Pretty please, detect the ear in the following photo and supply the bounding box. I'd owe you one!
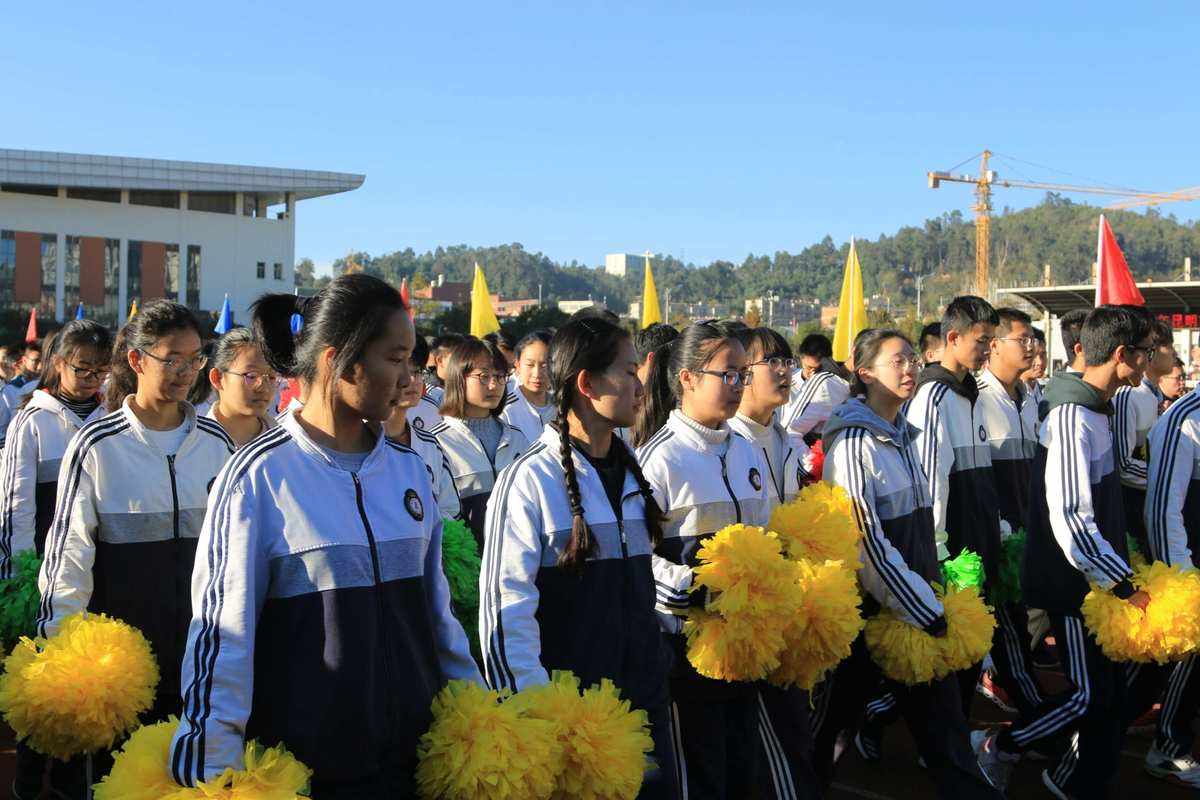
[678,367,696,394]
[944,328,960,348]
[319,345,345,383]
[127,348,144,375]
[208,366,223,392]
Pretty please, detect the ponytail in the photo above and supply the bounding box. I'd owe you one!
[630,339,675,447]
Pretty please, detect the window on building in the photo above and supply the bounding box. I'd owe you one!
[164,245,180,301]
[129,190,180,209]
[128,241,143,303]
[187,192,236,214]
[0,184,57,197]
[273,262,282,280]
[66,187,121,203]
[187,246,201,309]
[256,261,265,279]
[64,236,121,327]
[0,232,14,311]
[128,240,172,302]
[39,235,56,319]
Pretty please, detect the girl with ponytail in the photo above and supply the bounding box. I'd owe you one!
[480,316,679,799]
[170,274,479,797]
[636,321,772,799]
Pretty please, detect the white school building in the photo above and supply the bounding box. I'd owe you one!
[0,148,363,328]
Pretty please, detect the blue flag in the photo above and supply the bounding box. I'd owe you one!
[215,294,233,334]
[74,303,85,320]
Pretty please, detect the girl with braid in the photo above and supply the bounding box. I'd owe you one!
[480,316,680,800]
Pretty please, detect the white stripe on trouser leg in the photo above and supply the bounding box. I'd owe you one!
[670,702,689,800]
[1051,621,1088,786]
[997,605,1042,707]
[1012,617,1090,747]
[757,693,797,800]
[1158,653,1197,758]
[1125,662,1143,689]
[1052,731,1081,787]
[865,692,896,718]
[810,677,833,737]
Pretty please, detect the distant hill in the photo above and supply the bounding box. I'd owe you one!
[313,194,1200,315]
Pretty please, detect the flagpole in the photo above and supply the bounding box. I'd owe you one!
[1095,215,1104,306]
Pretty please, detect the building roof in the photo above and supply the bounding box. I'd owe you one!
[997,281,1200,315]
[0,148,364,201]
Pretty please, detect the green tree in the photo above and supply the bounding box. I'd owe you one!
[294,257,316,289]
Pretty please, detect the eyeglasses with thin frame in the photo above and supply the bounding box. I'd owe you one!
[223,370,280,390]
[1126,344,1156,359]
[998,336,1036,349]
[139,349,208,375]
[67,363,110,381]
[873,355,923,372]
[467,371,505,386]
[747,357,798,373]
[695,368,754,387]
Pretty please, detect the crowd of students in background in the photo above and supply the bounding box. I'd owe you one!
[0,278,1197,799]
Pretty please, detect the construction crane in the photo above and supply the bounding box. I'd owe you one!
[927,150,1186,296]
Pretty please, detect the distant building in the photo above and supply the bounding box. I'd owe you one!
[413,274,472,305]
[0,147,363,327]
[743,296,819,327]
[604,253,648,278]
[495,298,538,318]
[558,299,605,315]
[820,305,839,328]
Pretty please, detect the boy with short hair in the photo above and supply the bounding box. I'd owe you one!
[784,333,850,445]
[1059,308,1089,375]
[974,304,1152,797]
[919,322,944,367]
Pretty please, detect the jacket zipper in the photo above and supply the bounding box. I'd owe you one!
[166,455,180,538]
[719,454,743,523]
[350,474,396,710]
[615,490,631,558]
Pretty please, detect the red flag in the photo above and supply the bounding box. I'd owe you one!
[399,277,413,320]
[1095,215,1144,306]
[24,308,38,343]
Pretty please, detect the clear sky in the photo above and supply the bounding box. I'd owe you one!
[5,2,1199,273]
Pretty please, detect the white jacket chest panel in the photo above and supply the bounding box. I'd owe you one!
[1039,406,1115,483]
[432,419,528,500]
[976,380,1039,461]
[912,383,992,472]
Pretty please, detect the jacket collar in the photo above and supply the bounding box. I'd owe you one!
[978,367,1026,405]
[535,425,642,502]
[118,396,200,454]
[279,409,390,473]
[1043,371,1113,416]
[667,409,730,455]
[823,397,918,448]
[916,363,979,403]
[439,414,521,449]
[27,388,104,427]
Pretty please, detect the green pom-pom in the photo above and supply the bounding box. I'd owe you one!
[941,549,984,592]
[991,530,1026,606]
[441,518,483,663]
[0,551,42,650]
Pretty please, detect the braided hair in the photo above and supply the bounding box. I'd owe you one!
[551,317,665,569]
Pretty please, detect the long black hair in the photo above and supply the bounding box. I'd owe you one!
[849,328,912,397]
[550,317,664,569]
[105,300,201,410]
[251,274,407,401]
[631,321,735,447]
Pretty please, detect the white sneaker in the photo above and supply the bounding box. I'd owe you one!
[1145,743,1200,788]
[971,729,1018,792]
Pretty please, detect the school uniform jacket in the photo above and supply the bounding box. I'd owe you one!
[0,390,105,577]
[169,411,479,787]
[905,365,1002,580]
[430,416,529,543]
[638,410,771,637]
[824,399,945,631]
[1144,389,1200,568]
[37,399,235,716]
[203,405,278,447]
[0,376,40,449]
[1023,373,1136,615]
[727,412,813,508]
[480,427,668,712]
[409,424,461,520]
[976,368,1039,532]
[1112,379,1162,490]
[407,392,443,433]
[499,386,551,445]
[782,368,851,443]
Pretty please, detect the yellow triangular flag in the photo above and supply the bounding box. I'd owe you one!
[641,253,662,329]
[470,262,501,338]
[128,299,139,318]
[831,238,867,362]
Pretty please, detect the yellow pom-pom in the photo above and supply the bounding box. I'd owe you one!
[769,484,862,565]
[417,680,560,800]
[864,585,996,685]
[0,612,159,759]
[1082,561,1200,664]
[685,525,799,681]
[517,671,654,800]
[95,716,313,799]
[772,559,864,690]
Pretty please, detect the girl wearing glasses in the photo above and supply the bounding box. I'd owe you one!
[170,274,478,797]
[500,329,554,444]
[38,301,236,731]
[480,317,680,799]
[431,337,529,546]
[636,322,770,799]
[205,327,279,448]
[816,329,1000,799]
[3,321,112,799]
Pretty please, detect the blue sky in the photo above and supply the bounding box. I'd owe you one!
[5,2,1199,273]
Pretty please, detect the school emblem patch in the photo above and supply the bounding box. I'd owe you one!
[404,488,424,521]
[748,467,762,492]
[978,425,987,443]
[413,417,425,430]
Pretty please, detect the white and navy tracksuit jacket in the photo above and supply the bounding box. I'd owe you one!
[1145,389,1200,569]
[727,413,812,507]
[169,411,480,788]
[430,416,528,544]
[0,390,105,577]
[499,386,552,445]
[407,392,443,433]
[0,376,40,449]
[824,399,945,632]
[782,368,850,444]
[480,426,669,712]
[37,399,235,716]
[1023,373,1136,615]
[203,405,278,447]
[1113,379,1161,491]
[976,368,1039,533]
[905,365,1002,581]
[409,424,461,520]
[639,409,770,686]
